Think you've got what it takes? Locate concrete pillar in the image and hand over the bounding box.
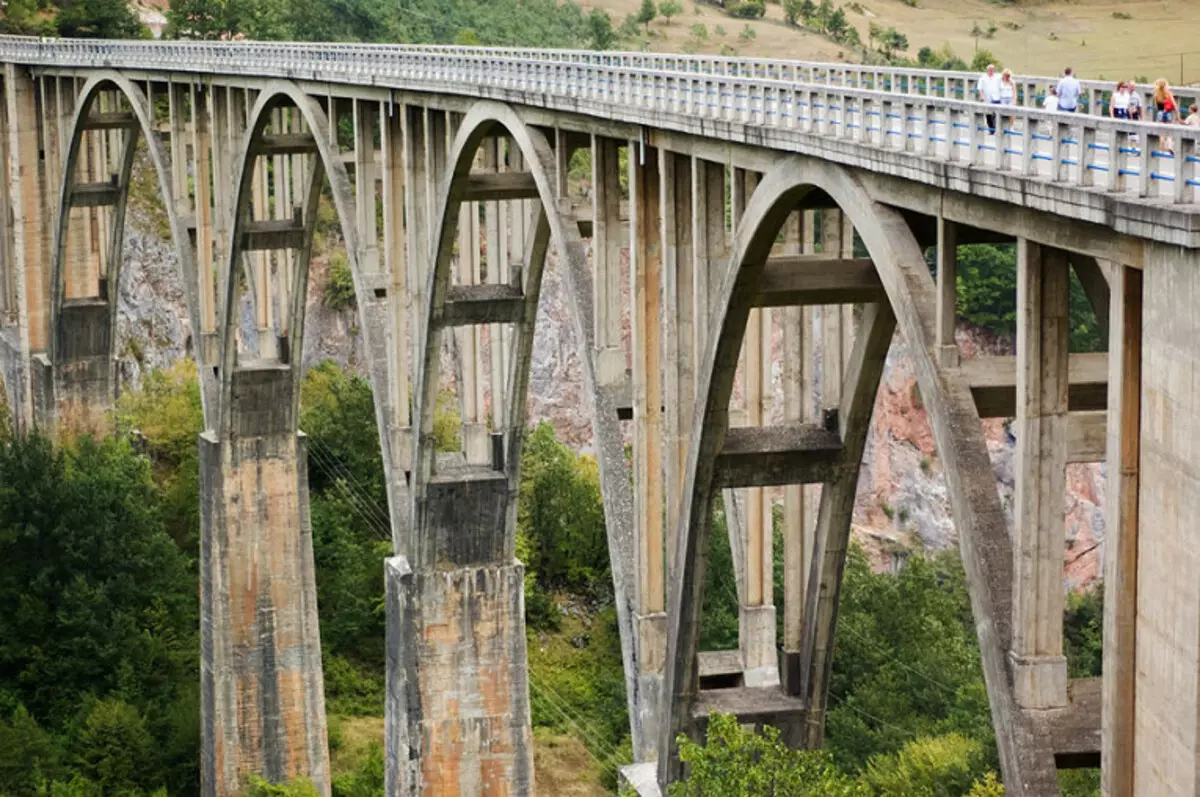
[781,211,812,695]
[631,142,666,741]
[382,104,412,540]
[1102,264,1140,797]
[592,136,624,387]
[384,471,534,796]
[1010,238,1069,710]
[1130,244,1200,796]
[458,145,488,465]
[660,151,694,572]
[485,140,507,447]
[936,217,959,367]
[200,367,329,797]
[4,64,46,432]
[730,168,778,687]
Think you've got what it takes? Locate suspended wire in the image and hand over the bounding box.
[304,433,391,525]
[303,439,392,541]
[304,448,388,535]
[527,673,626,774]
[837,622,963,698]
[826,691,920,742]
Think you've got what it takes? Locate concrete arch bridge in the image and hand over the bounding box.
[0,36,1194,797]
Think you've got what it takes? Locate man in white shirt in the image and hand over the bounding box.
[1056,67,1081,113]
[978,64,1002,134]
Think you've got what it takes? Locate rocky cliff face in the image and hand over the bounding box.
[118,214,1105,591]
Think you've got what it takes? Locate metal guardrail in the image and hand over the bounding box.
[1,35,1198,205]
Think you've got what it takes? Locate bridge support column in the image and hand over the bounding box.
[385,471,533,796]
[200,365,329,797]
[1,64,48,433]
[1131,244,1200,796]
[1102,263,1140,797]
[1010,238,1069,710]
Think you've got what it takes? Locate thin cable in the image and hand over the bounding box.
[305,446,392,541]
[826,691,919,741]
[527,674,625,770]
[838,623,963,697]
[305,434,391,524]
[304,437,392,532]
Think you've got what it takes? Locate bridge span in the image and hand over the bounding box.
[0,35,1196,797]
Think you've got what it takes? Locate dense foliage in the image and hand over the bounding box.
[0,433,198,796]
[934,243,1107,352]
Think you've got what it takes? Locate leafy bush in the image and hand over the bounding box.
[72,699,162,793]
[659,0,683,23]
[324,252,357,311]
[690,22,708,38]
[1064,587,1103,678]
[727,0,766,19]
[670,713,865,795]
[518,423,610,601]
[863,734,983,797]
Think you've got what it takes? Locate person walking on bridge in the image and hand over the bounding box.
[1154,78,1180,155]
[1056,67,1081,113]
[978,63,1002,134]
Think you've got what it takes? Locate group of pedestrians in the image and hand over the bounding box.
[975,64,1200,154]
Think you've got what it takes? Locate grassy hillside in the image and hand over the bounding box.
[584,0,1200,84]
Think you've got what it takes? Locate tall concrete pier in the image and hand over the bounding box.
[5,36,1200,796]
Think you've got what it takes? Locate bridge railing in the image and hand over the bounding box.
[2,35,1197,204]
[3,34,1193,116]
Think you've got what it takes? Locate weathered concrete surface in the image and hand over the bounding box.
[384,550,533,796]
[200,365,328,797]
[53,298,112,433]
[1133,244,1200,797]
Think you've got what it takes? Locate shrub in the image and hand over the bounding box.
[738,22,756,40]
[324,251,357,311]
[726,0,765,19]
[1112,10,1131,19]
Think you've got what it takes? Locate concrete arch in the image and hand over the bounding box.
[213,81,387,447]
[409,101,646,756]
[658,157,1058,795]
[48,71,211,422]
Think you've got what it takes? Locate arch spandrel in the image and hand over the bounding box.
[409,100,646,760]
[659,156,1058,796]
[48,71,212,424]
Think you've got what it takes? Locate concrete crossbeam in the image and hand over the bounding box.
[439,283,525,326]
[957,352,1108,417]
[750,255,883,307]
[69,181,120,208]
[80,111,136,130]
[462,171,539,201]
[713,424,843,488]
[254,132,318,155]
[241,218,306,251]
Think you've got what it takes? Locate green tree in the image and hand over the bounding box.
[815,0,833,28]
[55,0,146,38]
[825,547,993,771]
[971,49,1000,72]
[659,0,682,24]
[825,7,847,38]
[115,360,204,554]
[586,9,616,49]
[862,734,983,797]
[636,0,657,30]
[782,0,804,25]
[727,0,766,19]
[670,713,867,796]
[0,434,195,730]
[518,423,609,601]
[1064,588,1103,678]
[1,0,41,34]
[0,705,59,796]
[72,699,161,793]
